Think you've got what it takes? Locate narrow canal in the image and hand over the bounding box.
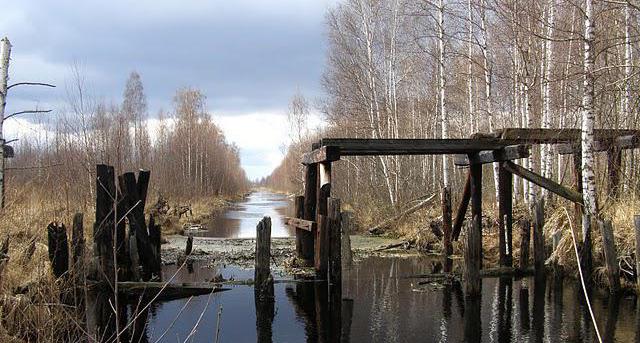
[140,191,639,342]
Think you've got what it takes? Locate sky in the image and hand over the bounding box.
[0,0,335,180]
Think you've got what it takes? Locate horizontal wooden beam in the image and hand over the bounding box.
[454,145,529,166]
[117,282,229,302]
[502,161,583,204]
[285,217,316,232]
[556,134,640,155]
[498,128,639,144]
[317,138,511,156]
[301,146,340,165]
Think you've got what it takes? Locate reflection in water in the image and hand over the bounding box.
[205,191,293,238]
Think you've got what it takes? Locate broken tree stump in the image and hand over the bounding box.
[519,219,531,271]
[255,216,273,291]
[47,222,69,279]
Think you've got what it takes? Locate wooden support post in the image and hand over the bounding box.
[255,216,272,290]
[315,162,331,277]
[71,213,84,278]
[452,172,471,241]
[128,235,140,281]
[532,199,545,273]
[634,215,640,291]
[598,219,620,292]
[294,195,306,262]
[573,154,583,232]
[469,162,483,268]
[148,214,162,278]
[464,215,482,297]
[442,186,453,272]
[95,164,116,284]
[607,147,622,200]
[498,164,513,267]
[185,234,193,256]
[302,164,317,265]
[328,198,342,289]
[519,219,531,271]
[341,211,353,270]
[47,222,69,279]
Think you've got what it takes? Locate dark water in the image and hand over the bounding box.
[98,191,640,342]
[201,191,293,238]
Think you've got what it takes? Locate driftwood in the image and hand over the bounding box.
[368,194,436,235]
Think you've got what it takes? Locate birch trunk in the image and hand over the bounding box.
[438,0,450,189]
[623,2,632,192]
[467,0,476,133]
[541,0,556,199]
[0,38,11,209]
[581,0,598,222]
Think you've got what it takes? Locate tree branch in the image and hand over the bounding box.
[7,82,56,90]
[4,109,52,120]
[5,163,62,171]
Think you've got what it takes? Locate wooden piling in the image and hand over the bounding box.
[71,213,84,276]
[634,215,640,291]
[341,211,353,270]
[315,162,331,276]
[598,219,620,292]
[469,162,483,268]
[302,164,317,265]
[47,222,69,278]
[464,216,482,297]
[128,235,140,281]
[294,195,306,262]
[442,186,453,272]
[148,214,162,278]
[255,216,272,290]
[452,172,471,241]
[519,219,531,270]
[95,164,116,283]
[532,199,545,273]
[328,198,342,290]
[498,164,513,267]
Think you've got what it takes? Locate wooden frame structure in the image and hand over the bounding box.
[287,128,640,296]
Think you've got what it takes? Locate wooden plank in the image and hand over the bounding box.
[302,146,340,165]
[452,172,471,241]
[318,138,511,156]
[285,217,316,232]
[499,128,639,143]
[454,145,530,166]
[502,161,583,205]
[95,164,116,284]
[557,134,640,155]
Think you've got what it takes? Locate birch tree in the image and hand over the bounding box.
[0,38,10,208]
[581,0,597,226]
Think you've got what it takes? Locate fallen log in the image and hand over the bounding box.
[116,281,230,302]
[368,194,436,235]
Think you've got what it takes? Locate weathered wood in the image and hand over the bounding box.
[556,134,640,154]
[341,211,353,270]
[0,236,8,289]
[634,215,640,291]
[368,194,436,235]
[255,216,272,289]
[293,196,306,261]
[464,216,482,296]
[185,234,193,256]
[499,128,639,143]
[328,198,342,290]
[498,165,513,267]
[452,171,471,241]
[47,222,69,278]
[285,217,315,232]
[454,145,530,166]
[116,281,228,301]
[519,219,531,270]
[598,219,620,292]
[128,235,140,281]
[469,162,483,268]
[607,147,622,199]
[502,161,583,204]
[302,164,317,265]
[532,200,545,273]
[442,187,453,273]
[148,214,162,278]
[302,146,341,165]
[318,138,511,156]
[71,213,84,276]
[95,164,116,283]
[315,162,331,276]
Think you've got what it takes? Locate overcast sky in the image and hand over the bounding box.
[1,0,334,180]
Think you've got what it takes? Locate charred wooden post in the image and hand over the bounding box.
[464,216,482,296]
[498,164,513,267]
[47,222,69,278]
[635,215,640,291]
[294,195,306,262]
[128,235,140,281]
[598,219,620,292]
[315,162,331,277]
[95,164,116,284]
[71,213,84,278]
[469,162,483,268]
[442,186,453,272]
[452,172,471,241]
[532,199,545,273]
[328,198,342,290]
[302,164,317,265]
[519,219,531,270]
[148,214,162,278]
[607,147,622,199]
[255,216,273,291]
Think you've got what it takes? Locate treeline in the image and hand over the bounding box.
[267,0,640,212]
[7,71,249,210]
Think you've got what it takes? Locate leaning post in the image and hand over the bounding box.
[441,186,453,272]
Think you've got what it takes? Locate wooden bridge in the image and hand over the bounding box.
[287,128,640,295]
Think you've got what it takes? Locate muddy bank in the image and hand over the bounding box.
[161,234,420,277]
